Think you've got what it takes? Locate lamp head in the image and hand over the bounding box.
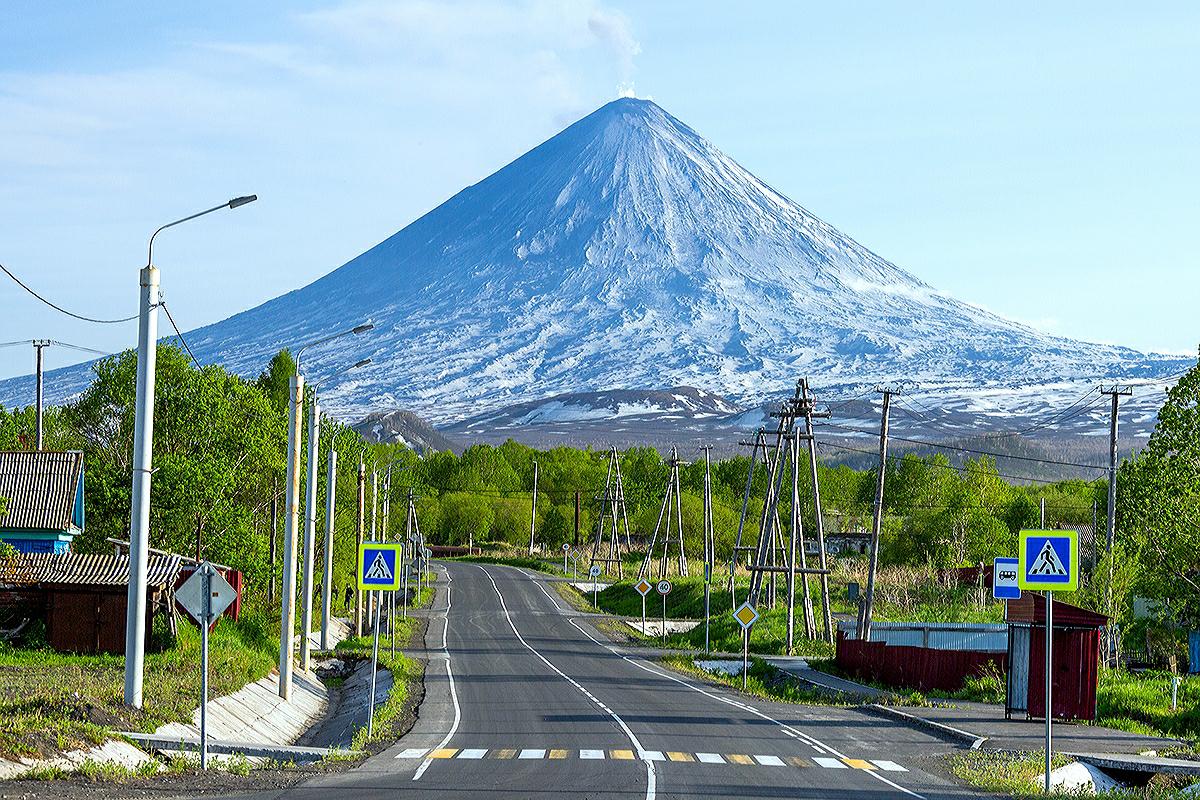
[228,195,257,209]
[352,323,375,335]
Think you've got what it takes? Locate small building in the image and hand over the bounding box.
[1005,594,1107,721]
[0,451,85,554]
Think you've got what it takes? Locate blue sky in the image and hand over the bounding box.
[1,1,1196,381]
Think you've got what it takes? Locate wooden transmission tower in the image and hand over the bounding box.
[588,447,631,577]
[638,446,690,580]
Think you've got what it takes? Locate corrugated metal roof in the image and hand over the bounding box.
[0,552,181,588]
[0,451,84,531]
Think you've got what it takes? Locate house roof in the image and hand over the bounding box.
[0,552,182,589]
[0,451,84,531]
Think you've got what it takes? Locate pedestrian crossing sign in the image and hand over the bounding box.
[1018,529,1078,592]
[358,543,403,590]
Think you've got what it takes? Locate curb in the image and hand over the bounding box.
[866,704,988,750]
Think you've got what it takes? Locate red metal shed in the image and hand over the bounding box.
[1005,594,1106,722]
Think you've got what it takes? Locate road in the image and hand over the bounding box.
[270,562,985,799]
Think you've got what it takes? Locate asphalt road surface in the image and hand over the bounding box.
[262,562,987,799]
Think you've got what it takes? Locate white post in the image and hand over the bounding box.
[278,373,304,700]
[1045,590,1053,793]
[528,460,538,555]
[321,448,337,649]
[367,591,381,737]
[123,265,159,708]
[300,399,320,672]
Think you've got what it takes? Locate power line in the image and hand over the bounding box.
[0,262,138,324]
[816,439,1081,485]
[160,301,202,369]
[816,420,1108,471]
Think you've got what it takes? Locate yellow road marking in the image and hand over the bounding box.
[610,750,635,760]
[666,752,695,762]
[785,756,809,768]
[726,754,754,765]
[491,749,517,759]
[843,758,876,770]
[549,749,569,759]
[429,748,458,759]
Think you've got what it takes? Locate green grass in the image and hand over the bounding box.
[1097,670,1200,740]
[945,750,1198,798]
[0,611,277,761]
[665,655,859,706]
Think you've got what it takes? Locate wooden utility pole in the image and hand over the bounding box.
[638,446,689,580]
[269,478,278,606]
[1100,385,1132,550]
[859,388,893,640]
[801,378,835,643]
[354,459,366,636]
[528,460,539,555]
[573,490,581,548]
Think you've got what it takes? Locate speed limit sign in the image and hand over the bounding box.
[656,580,672,596]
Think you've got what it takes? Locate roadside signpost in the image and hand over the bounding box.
[733,601,759,689]
[562,542,570,572]
[993,557,1021,601]
[359,543,402,737]
[635,578,653,635]
[703,561,713,654]
[176,562,237,769]
[656,580,672,644]
[1018,529,1079,793]
[589,564,602,606]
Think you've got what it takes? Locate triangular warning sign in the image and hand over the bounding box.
[1029,540,1067,576]
[365,551,393,581]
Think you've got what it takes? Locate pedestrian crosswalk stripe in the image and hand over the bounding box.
[394,744,902,772]
[395,748,428,759]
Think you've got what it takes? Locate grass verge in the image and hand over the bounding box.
[945,750,1198,798]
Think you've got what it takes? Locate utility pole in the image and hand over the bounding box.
[574,490,581,548]
[269,478,278,606]
[528,460,539,555]
[1101,385,1132,550]
[277,372,304,700]
[299,398,321,673]
[320,447,337,650]
[33,340,49,450]
[355,458,365,636]
[859,388,893,641]
[801,378,835,643]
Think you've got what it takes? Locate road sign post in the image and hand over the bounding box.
[563,543,570,573]
[657,580,672,645]
[358,542,402,740]
[1018,530,1079,794]
[733,602,759,690]
[176,562,237,770]
[635,578,653,636]
[589,564,602,606]
[704,561,712,654]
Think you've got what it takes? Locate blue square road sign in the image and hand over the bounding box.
[358,543,403,590]
[1018,529,1078,592]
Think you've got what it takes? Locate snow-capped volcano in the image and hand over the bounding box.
[0,98,1188,428]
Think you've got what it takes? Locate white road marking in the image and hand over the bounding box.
[523,569,569,612]
[563,616,925,799]
[519,749,546,759]
[696,753,725,764]
[580,749,606,760]
[412,570,460,780]
[395,748,428,759]
[814,757,848,769]
[755,755,785,766]
[477,566,656,800]
[639,751,665,761]
[873,760,908,772]
[458,749,488,759]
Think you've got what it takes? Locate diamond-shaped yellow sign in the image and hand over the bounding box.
[634,578,653,597]
[733,602,759,630]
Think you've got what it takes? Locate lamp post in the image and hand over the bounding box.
[123,195,256,709]
[279,327,372,699]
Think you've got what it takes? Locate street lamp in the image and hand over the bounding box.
[302,358,371,660]
[124,195,257,709]
[279,325,373,700]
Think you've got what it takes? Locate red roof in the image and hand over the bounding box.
[1005,593,1108,628]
